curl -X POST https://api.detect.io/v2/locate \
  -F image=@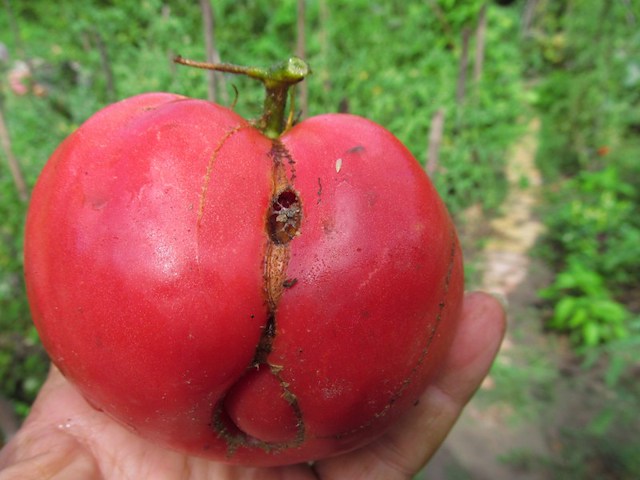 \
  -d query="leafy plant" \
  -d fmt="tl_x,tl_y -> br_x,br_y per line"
538,165 -> 639,348
539,258 -> 631,347
542,166 -> 640,288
